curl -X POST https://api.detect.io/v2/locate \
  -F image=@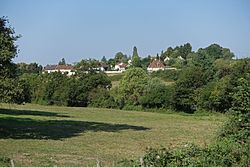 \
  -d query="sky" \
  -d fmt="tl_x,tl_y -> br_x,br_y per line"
1,0 -> 250,65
